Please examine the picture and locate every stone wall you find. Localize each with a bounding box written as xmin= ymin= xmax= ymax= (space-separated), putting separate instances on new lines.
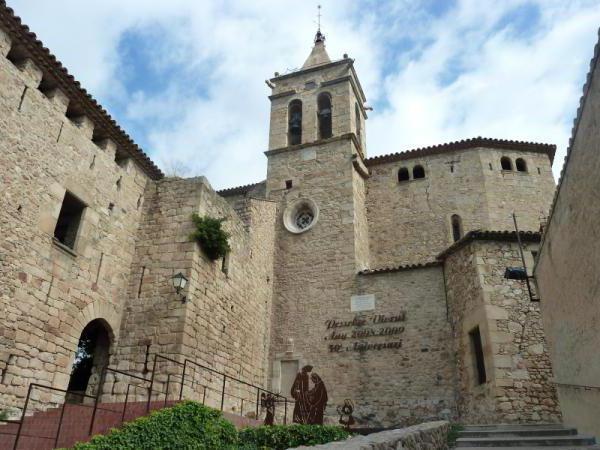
xmin=443 ymin=237 xmax=560 ymax=424
xmin=0 ymin=25 xmax=151 ymax=411
xmin=112 ymin=177 xmax=276 ymax=414
xmin=535 ymin=33 xmax=600 ymax=439
xmin=365 ymin=148 xmax=555 ymax=268
xmin=291 ymin=420 xmax=449 ymax=450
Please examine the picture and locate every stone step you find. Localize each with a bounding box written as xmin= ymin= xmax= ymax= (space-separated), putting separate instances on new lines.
xmin=459 ymin=428 xmax=578 ymax=438
xmin=458 ymin=447 xmax=600 ymax=450
xmin=462 ymin=424 xmax=568 ymax=431
xmin=455 ymin=435 xmax=597 ymax=447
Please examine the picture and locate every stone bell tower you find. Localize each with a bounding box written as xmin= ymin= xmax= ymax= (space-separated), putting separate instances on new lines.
xmin=265 ymin=30 xmax=372 ymax=408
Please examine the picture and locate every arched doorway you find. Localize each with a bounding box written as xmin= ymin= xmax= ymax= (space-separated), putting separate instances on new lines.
xmin=67 ymin=319 xmax=112 ymax=402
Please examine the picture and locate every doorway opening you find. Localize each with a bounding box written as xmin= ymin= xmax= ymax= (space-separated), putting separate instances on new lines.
xmin=67 ymin=319 xmax=111 ymax=402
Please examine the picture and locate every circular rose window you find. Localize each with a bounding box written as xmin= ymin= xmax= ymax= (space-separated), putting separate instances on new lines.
xmin=283 ymin=198 xmax=319 ymax=234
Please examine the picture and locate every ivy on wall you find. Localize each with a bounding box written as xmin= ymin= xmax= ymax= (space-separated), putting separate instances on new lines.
xmin=189 ymin=214 xmax=231 ymax=260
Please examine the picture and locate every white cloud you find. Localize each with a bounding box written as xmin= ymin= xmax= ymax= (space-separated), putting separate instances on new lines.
xmin=8 ymin=0 xmax=600 ymax=187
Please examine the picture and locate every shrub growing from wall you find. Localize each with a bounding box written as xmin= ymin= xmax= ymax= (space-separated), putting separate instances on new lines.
xmin=189 ymin=214 xmax=231 ymax=260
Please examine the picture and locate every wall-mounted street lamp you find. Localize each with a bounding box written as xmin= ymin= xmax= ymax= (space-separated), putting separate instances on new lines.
xmin=171 ymin=272 xmax=188 ymax=303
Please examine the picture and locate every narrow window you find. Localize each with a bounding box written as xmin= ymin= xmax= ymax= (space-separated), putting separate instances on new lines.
xmin=413 ymin=165 xmax=425 ymax=179
xmin=317 ymin=92 xmax=332 ymax=139
xmin=515 ymin=158 xmax=527 ymax=172
xmin=355 ymin=103 xmax=361 ymax=143
xmin=285 ymin=180 xmax=293 ymax=189
xmin=288 ymin=100 xmax=302 ymax=145
xmin=469 ymin=326 xmax=487 ymax=385
xmin=451 ymin=214 xmax=463 ymax=242
xmin=500 ymin=157 xmax=512 ymax=171
xmin=54 ymin=191 xmax=86 ymax=249
xmin=398 ymin=167 xmax=409 ymax=182
xmin=537 ymin=167 xmax=541 ymax=175
xmin=489 ymin=163 xmax=493 ymax=170
xmin=221 ymin=252 xmax=230 ymax=275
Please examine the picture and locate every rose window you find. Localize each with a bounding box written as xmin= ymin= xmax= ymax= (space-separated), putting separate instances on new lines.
xmin=295 ymin=211 xmax=314 ymax=229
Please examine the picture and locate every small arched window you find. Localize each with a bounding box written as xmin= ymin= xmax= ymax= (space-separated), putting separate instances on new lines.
xmin=413 ymin=165 xmax=425 ymax=179
xmin=288 ymin=100 xmax=302 ymax=145
xmin=398 ymin=167 xmax=409 ymax=182
xmin=451 ymin=214 xmax=463 ymax=242
xmin=500 ymin=157 xmax=512 ymax=171
xmin=355 ymin=103 xmax=361 ymax=143
xmin=317 ymin=92 xmax=333 ymax=139
xmin=515 ymin=158 xmax=527 ymax=172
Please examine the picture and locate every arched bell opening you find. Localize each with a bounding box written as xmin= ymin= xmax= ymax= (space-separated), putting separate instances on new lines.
xmin=66 ymin=318 xmax=113 ymax=403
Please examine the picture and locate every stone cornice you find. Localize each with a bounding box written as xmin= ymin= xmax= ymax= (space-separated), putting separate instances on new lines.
xmin=365 ymin=137 xmax=556 ymax=167
xmin=0 ymin=1 xmax=163 ymax=179
xmin=437 ymin=230 xmax=541 ymax=260
xmin=269 ymin=58 xmax=352 ymax=82
xmin=268 ymin=89 xmax=296 ymax=101
xmin=321 ymin=75 xmax=368 ymax=118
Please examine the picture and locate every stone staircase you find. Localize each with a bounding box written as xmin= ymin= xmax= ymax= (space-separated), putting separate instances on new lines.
xmin=455 ymin=424 xmax=599 ymax=449
xmin=0 ymin=400 xmax=261 ymax=449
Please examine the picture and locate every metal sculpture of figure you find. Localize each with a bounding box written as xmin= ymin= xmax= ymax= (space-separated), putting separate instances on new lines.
xmin=291 ymin=365 xmax=328 ymax=425
xmin=337 ymin=399 xmax=355 ymax=430
xmin=261 ymin=392 xmax=275 ymax=426
xmin=307 ymin=372 xmax=328 ymax=424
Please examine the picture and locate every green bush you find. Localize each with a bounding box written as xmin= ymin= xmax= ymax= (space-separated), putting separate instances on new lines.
xmin=189 ymin=214 xmax=231 ymax=260
xmin=68 ymin=401 xmax=238 ymax=450
xmin=239 ymin=424 xmax=351 ymax=450
xmin=447 ymin=423 xmax=464 ymax=447
xmin=0 ymin=409 xmax=9 ymax=421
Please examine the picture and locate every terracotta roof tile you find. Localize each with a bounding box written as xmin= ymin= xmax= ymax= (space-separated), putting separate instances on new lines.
xmin=437 ymin=229 xmax=541 ymax=260
xmin=217 ymin=181 xmax=264 ymax=197
xmin=364 ymin=137 xmax=556 ymax=166
xmin=0 ymin=1 xmax=163 ymax=179
xmin=358 ymin=261 xmax=441 ymax=275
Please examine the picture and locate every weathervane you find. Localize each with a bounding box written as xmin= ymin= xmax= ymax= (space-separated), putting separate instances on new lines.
xmin=314 ymin=5 xmax=325 ymax=43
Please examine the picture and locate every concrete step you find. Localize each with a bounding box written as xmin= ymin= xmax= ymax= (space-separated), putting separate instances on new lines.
xmin=460 ymin=428 xmax=578 ymax=438
xmin=462 ymin=424 xmax=569 ymax=431
xmin=459 ymin=447 xmax=600 ymax=450
xmin=455 ymin=435 xmax=597 ymax=447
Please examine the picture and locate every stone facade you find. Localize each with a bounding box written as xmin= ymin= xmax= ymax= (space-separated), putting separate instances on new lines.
xmin=0 ymin=4 xmax=562 ymax=430
xmin=535 ymin=31 xmax=600 ymax=438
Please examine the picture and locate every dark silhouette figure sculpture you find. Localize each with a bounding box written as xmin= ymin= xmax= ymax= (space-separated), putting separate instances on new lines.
xmin=261 ymin=393 xmax=275 ymax=426
xmin=291 ymin=365 xmax=312 ymax=424
xmin=307 ymin=373 xmax=328 ymax=424
xmin=337 ymin=399 xmax=355 ymax=430
xmin=291 ymin=365 xmax=328 ymax=425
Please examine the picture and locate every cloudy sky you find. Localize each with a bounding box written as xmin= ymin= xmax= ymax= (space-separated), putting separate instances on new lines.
xmin=9 ymin=0 xmax=600 ymax=188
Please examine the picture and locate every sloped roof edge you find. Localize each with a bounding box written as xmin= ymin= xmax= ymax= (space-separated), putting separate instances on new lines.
xmin=0 ymin=2 xmax=163 ymax=179
xmin=365 ymin=137 xmax=556 ymax=166
xmin=437 ymin=230 xmax=541 ymax=260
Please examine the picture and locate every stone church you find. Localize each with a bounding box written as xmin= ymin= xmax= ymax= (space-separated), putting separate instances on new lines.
xmin=0 ymin=2 xmax=561 ymax=428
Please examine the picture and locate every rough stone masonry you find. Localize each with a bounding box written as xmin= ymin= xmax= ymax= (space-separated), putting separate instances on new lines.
xmin=0 ymin=2 xmax=560 ymax=427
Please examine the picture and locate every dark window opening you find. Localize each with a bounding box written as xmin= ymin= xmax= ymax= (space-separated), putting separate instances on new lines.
xmin=317 ymin=92 xmax=332 ymax=139
xmin=413 ymin=165 xmax=425 ymax=179
xmin=450 ymin=165 xmax=454 ymax=173
xmin=451 ymin=214 xmax=463 ymax=242
xmin=469 ymin=326 xmax=487 ymax=385
xmin=54 ymin=191 xmax=86 ymax=249
xmin=288 ymin=100 xmax=302 ymax=145
xmin=221 ymin=252 xmax=230 ymax=275
xmin=500 ymin=156 xmax=512 ymax=171
xmin=355 ymin=103 xmax=361 ymax=143
xmin=285 ymin=180 xmax=293 ymax=189
xmin=537 ymin=167 xmax=541 ymax=174
xmin=516 ymin=158 xmax=527 ymax=172
xmin=398 ymin=167 xmax=409 ymax=182
xmin=489 ymin=163 xmax=493 ymax=170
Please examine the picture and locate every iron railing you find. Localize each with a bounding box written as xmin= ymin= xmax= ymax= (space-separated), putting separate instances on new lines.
xmin=3 ymin=353 xmax=288 ymax=450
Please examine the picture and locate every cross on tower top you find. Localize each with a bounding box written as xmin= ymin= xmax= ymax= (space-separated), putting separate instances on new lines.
xmin=314 ymin=5 xmax=325 ymax=43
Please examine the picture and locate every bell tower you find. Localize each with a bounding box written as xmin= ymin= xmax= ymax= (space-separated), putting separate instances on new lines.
xmin=266 ymin=30 xmax=372 ymax=403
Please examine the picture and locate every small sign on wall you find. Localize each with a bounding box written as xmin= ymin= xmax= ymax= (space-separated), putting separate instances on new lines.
xmin=351 ymin=294 xmax=375 ymax=312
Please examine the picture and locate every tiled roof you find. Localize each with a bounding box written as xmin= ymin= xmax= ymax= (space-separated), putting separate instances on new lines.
xmin=437 ymin=230 xmax=541 ymax=260
xmin=364 ymin=137 xmax=556 ymax=166
xmin=217 ymin=181 xmax=264 ymax=197
xmin=0 ymin=1 xmax=163 ymax=179
xmin=358 ymin=261 xmax=441 ymax=275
